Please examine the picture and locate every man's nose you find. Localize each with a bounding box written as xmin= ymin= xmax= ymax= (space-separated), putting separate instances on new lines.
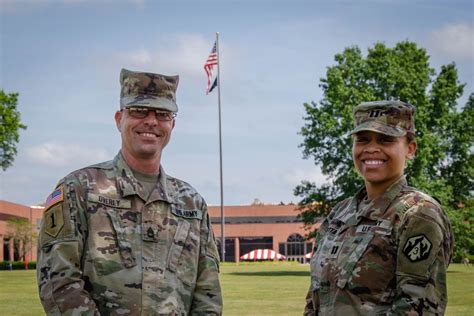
xmin=143 ymin=111 xmax=158 ymax=125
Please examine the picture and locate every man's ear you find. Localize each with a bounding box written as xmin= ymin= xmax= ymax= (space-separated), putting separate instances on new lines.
xmin=114 ymin=110 xmax=122 ymax=132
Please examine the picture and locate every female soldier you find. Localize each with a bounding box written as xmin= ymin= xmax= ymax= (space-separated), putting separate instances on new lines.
xmin=304 ymin=100 xmax=453 ymax=315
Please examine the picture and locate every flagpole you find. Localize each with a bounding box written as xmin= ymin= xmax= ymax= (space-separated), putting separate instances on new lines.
xmin=215 ymin=32 xmax=225 ymax=262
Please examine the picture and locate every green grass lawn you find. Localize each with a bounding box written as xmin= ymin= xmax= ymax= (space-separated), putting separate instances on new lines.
xmin=0 ymin=263 xmax=472 ymax=315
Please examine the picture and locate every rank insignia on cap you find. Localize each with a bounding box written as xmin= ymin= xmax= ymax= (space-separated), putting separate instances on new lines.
xmin=44 ymin=186 xmax=64 ymax=211
xmin=403 ymin=234 xmax=432 ymax=262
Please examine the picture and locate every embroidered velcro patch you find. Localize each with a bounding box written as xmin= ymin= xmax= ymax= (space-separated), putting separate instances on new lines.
xmin=44 ymin=186 xmax=64 ymax=211
xmin=402 ymin=234 xmax=432 ymax=262
xmin=43 ymin=204 xmax=64 ymax=237
xmin=171 ymin=205 xmax=203 ymax=220
xmin=87 ymin=193 xmax=131 ymax=209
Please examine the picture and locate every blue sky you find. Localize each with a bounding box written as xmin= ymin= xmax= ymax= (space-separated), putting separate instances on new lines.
xmin=1 ymin=0 xmax=473 ymax=206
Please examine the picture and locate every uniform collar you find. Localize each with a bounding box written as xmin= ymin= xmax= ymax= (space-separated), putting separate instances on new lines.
xmin=334 ymin=175 xmax=407 ymax=225
xmin=114 ymin=152 xmax=174 ymax=203
xmin=356 ymin=175 xmax=407 ymax=220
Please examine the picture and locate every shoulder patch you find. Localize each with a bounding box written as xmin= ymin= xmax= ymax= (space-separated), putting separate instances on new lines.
xmin=402 ymin=234 xmax=432 ymax=262
xmin=43 ymin=204 xmax=64 ymax=237
xmin=44 ymin=186 xmax=64 ymax=211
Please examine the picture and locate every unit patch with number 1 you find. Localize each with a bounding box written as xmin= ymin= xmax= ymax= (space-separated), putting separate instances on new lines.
xmin=43 ymin=186 xmax=65 ymax=237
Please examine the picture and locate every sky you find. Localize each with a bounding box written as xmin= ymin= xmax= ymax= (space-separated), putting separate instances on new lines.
xmin=0 ymin=0 xmax=473 ymax=207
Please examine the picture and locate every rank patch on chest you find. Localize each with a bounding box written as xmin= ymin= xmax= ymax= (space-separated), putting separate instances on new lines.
xmin=328 ymin=242 xmax=342 ymax=258
xmin=403 ymin=234 xmax=432 ymax=262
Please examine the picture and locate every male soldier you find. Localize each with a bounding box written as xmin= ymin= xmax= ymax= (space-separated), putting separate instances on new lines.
xmin=37 ymin=69 xmax=223 ymax=315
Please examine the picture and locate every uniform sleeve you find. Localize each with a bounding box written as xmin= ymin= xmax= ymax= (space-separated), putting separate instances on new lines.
xmin=304 ymin=213 xmax=332 ymax=316
xmin=304 ymin=284 xmax=317 ymax=316
xmin=390 ymin=200 xmax=453 ymax=315
xmin=190 ymin=203 xmax=223 ymax=315
xmin=37 ymin=175 xmax=99 ymax=316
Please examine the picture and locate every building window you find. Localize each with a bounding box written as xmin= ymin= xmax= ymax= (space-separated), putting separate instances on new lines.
xmin=286 ymin=234 xmax=305 ymax=256
xmin=239 ymin=237 xmax=273 ymax=256
xmin=216 ymin=238 xmax=236 ymax=262
xmin=287 ymin=233 xmax=304 ymax=243
xmin=279 ymin=233 xmax=313 ymax=263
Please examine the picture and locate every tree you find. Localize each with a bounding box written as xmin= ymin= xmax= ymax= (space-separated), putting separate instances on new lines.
xmin=446 ymin=204 xmax=474 ymax=262
xmin=296 ymin=41 xmax=473 ymax=238
xmin=5 ymin=217 xmax=37 ymax=263
xmin=0 ymin=90 xmax=27 ymax=170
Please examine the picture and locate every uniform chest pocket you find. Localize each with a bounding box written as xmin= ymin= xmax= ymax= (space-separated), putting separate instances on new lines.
xmin=86 ymin=193 xmax=136 ymax=270
xmin=338 ymin=230 xmax=397 ymax=303
xmin=106 ymin=209 xmax=137 ymax=269
xmin=336 ymin=232 xmax=374 ymax=289
xmin=167 ymin=206 xmax=202 ymax=287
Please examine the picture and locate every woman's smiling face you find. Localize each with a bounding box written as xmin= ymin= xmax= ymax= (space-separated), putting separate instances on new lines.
xmin=352 ymin=131 xmax=416 ymax=195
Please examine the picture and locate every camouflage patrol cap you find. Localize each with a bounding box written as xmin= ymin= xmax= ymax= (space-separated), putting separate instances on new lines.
xmin=120 ymin=68 xmax=179 ymax=112
xmin=350 ymin=100 xmax=416 ymax=137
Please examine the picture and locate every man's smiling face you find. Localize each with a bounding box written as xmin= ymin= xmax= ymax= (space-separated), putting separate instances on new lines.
xmin=115 ymin=107 xmax=175 ymax=162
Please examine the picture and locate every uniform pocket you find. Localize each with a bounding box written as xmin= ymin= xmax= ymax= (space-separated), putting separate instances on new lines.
xmin=333 ymin=228 xmax=396 ymax=305
xmin=167 ymin=217 xmax=201 ymax=287
xmin=167 ymin=219 xmax=191 ymax=272
xmin=336 ymin=232 xmax=374 ymax=289
xmin=105 ymin=209 xmax=137 ymax=269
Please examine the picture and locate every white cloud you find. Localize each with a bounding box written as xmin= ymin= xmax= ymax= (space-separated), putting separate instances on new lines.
xmin=283 ymin=166 xmax=327 ymax=187
xmin=429 ymin=23 xmax=474 ymax=61
xmin=84 ymin=32 xmax=244 ymax=91
xmin=115 ymin=48 xmax=153 ymax=67
xmin=100 ymin=34 xmax=216 ymax=80
xmin=25 ymin=141 xmax=110 ymax=168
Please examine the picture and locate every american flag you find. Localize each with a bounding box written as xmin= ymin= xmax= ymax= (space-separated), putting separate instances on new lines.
xmin=44 ymin=186 xmax=64 ymax=210
xmin=204 ymin=41 xmax=218 ymax=94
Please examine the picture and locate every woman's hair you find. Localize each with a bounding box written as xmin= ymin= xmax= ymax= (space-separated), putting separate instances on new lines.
xmin=406 ymin=132 xmax=416 ymax=143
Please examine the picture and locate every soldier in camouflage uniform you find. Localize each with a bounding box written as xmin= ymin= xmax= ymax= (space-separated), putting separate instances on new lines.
xmin=304 ymin=101 xmax=453 ymax=315
xmin=37 ymin=69 xmax=223 ymax=315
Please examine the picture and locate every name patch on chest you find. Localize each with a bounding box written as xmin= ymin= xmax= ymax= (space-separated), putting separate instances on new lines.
xmin=356 ymin=225 xmax=372 ymax=233
xmin=88 ymin=193 xmax=131 ymax=209
xmin=356 ymin=219 xmax=392 ymax=235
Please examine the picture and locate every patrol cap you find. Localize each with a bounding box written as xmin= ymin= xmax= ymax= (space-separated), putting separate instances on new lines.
xmin=350 ymin=100 xmax=416 ymax=137
xmin=120 ymin=68 xmax=179 ymax=112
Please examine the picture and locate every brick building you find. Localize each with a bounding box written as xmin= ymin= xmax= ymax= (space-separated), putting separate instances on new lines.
xmin=0 ymin=200 xmax=43 ymax=262
xmin=209 ymin=203 xmax=318 ymax=262
xmin=0 ymin=200 xmax=318 ymax=263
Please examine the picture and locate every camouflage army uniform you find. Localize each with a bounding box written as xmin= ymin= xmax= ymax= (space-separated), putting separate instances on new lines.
xmin=37 ymin=152 xmax=222 ymax=315
xmin=304 ymin=176 xmax=453 ymax=315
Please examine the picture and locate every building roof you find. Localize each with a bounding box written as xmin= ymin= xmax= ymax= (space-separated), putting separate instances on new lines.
xmin=208 ymin=204 xmax=300 ymax=218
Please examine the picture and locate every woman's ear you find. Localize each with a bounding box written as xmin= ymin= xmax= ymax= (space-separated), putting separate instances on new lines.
xmin=406 ymin=140 xmax=417 ymax=160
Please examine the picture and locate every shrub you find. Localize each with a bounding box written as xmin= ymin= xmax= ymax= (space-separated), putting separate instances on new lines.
xmin=0 ymin=261 xmax=36 ymax=270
